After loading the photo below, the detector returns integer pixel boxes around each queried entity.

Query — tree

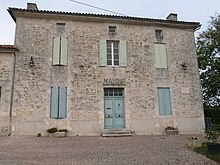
[197,13,220,106]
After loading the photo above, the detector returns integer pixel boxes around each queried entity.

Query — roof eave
[7,8,201,30]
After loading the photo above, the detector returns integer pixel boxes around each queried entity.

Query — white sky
[1,0,220,44]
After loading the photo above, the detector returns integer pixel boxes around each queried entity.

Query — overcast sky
[1,0,220,44]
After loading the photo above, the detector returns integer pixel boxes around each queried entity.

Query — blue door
[104,88,125,129]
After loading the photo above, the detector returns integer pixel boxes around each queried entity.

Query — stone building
[0,45,18,135]
[2,3,205,136]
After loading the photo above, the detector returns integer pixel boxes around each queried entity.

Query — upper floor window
[99,39,127,67]
[155,29,163,42]
[52,37,68,66]
[56,23,65,33]
[108,26,117,37]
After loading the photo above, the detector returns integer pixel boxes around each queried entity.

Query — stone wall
[0,51,13,135]
[12,15,205,136]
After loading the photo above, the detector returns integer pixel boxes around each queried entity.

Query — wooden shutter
[119,40,127,67]
[157,87,172,115]
[51,87,59,118]
[60,37,68,66]
[59,87,67,118]
[99,39,107,66]
[53,37,60,65]
[154,43,167,68]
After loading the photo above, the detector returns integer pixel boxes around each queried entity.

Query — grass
[193,143,220,163]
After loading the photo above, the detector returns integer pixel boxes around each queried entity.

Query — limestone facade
[0,45,17,135]
[2,4,205,136]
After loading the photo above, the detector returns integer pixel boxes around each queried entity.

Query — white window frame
[107,40,119,66]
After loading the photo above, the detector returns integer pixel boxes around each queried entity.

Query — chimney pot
[27,3,38,10]
[166,13,178,21]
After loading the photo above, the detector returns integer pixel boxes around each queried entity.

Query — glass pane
[114,49,119,53]
[114,60,119,66]
[107,41,111,47]
[107,54,112,60]
[113,42,119,48]
[107,60,112,65]
[107,48,112,53]
[114,90,119,96]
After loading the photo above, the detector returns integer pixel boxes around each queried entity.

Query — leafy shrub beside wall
[204,107,220,124]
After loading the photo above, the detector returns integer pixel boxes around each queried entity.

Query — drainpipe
[8,50,16,136]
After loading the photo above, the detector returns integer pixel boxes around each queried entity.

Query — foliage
[204,123,220,143]
[47,127,58,133]
[37,133,41,137]
[204,106,220,124]
[58,129,68,133]
[196,13,220,106]
[164,126,178,130]
[194,143,220,163]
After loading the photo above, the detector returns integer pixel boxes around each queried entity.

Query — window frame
[106,40,119,66]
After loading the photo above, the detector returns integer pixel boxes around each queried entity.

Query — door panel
[115,99,123,115]
[115,117,124,128]
[105,117,113,129]
[104,98,114,128]
[105,99,113,115]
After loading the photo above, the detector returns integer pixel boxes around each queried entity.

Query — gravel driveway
[0,135,218,165]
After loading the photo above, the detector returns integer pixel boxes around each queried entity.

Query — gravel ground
[0,135,218,165]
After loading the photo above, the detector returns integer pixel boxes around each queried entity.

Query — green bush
[204,107,220,124]
[47,127,58,133]
[204,124,220,144]
[59,129,68,133]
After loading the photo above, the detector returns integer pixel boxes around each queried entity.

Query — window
[154,43,167,68]
[99,39,127,67]
[104,88,123,97]
[109,26,116,33]
[155,30,163,42]
[56,23,65,33]
[157,87,172,116]
[107,41,119,66]
[108,26,117,37]
[53,37,68,66]
[50,87,67,119]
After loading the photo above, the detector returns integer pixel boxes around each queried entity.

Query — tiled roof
[8,8,201,29]
[0,45,18,50]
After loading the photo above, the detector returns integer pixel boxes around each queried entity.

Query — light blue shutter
[53,37,61,65]
[157,88,172,115]
[51,87,59,118]
[60,37,68,66]
[159,44,167,68]
[119,40,127,67]
[154,44,167,68]
[59,87,67,118]
[99,39,107,66]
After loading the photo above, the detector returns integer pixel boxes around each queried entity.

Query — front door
[104,88,125,129]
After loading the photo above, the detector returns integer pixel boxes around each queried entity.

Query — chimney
[27,3,38,10]
[166,13,178,21]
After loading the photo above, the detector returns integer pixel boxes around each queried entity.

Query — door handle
[118,115,121,117]
[107,108,111,110]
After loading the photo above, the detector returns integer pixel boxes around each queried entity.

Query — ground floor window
[50,86,67,119]
[157,87,172,115]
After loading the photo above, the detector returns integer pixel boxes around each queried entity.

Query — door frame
[104,88,125,129]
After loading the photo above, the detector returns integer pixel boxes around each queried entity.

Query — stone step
[102,129,133,137]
